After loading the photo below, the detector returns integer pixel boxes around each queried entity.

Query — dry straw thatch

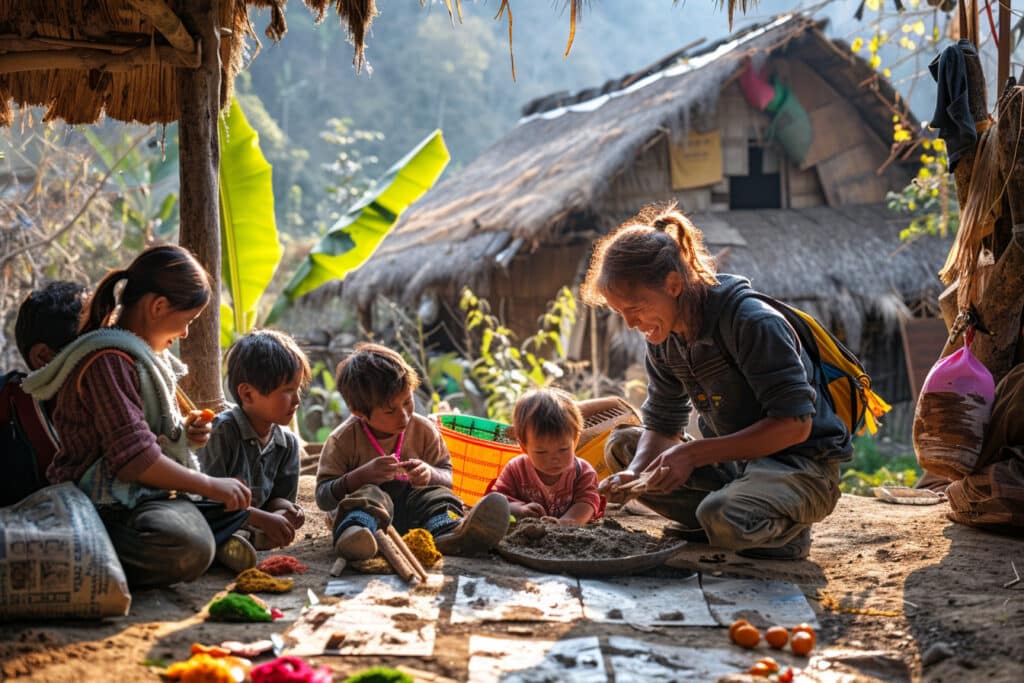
[341,15,928,315]
[0,0,380,127]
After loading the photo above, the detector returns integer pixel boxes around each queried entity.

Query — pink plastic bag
[913,331,995,479]
[738,61,775,111]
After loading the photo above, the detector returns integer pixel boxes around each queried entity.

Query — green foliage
[268,129,450,322]
[218,96,282,346]
[459,285,577,422]
[374,299,472,414]
[299,362,349,442]
[886,137,958,241]
[83,127,180,249]
[839,436,921,496]
[319,117,384,225]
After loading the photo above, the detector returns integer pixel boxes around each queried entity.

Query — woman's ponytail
[80,269,128,334]
[651,210,717,287]
[78,245,211,335]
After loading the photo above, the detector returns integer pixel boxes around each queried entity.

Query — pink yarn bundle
[250,656,332,683]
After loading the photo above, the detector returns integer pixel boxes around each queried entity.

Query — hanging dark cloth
[929,39,980,171]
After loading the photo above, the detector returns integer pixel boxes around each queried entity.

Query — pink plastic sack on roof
[913,332,995,480]
[739,61,775,111]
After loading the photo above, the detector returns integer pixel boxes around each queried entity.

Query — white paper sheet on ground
[579,574,716,626]
[700,575,818,628]
[452,574,583,624]
[606,636,752,681]
[467,635,605,683]
[284,574,445,656]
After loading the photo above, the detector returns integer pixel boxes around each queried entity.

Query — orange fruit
[748,662,772,677]
[765,626,789,649]
[728,618,751,643]
[733,624,761,649]
[791,623,816,640]
[791,630,814,656]
[756,656,780,673]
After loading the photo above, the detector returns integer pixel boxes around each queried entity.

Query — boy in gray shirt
[200,330,312,550]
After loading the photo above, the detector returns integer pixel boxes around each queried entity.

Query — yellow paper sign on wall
[670,129,724,190]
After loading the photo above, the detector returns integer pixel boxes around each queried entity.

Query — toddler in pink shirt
[492,388,601,525]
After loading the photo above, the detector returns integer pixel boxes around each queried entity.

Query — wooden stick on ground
[374,529,419,585]
[386,526,429,583]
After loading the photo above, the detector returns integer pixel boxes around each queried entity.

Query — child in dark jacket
[199,330,311,550]
[0,281,87,507]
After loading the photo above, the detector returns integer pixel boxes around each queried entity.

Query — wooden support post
[971,80,1024,382]
[998,0,1011,92]
[176,0,223,409]
[939,43,989,357]
[972,230,1024,383]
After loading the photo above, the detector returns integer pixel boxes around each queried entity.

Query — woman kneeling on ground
[583,205,851,560]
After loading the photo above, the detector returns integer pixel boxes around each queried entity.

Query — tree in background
[0,126,167,368]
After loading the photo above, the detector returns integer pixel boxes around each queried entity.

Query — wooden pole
[998,0,1011,91]
[176,0,223,409]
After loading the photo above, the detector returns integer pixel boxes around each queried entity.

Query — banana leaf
[266,130,449,324]
[219,96,282,346]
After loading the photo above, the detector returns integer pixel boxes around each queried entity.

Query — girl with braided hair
[582,205,850,560]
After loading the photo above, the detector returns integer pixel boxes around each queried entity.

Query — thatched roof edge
[0,0,378,127]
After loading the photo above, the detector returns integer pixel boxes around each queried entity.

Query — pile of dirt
[500,517,666,560]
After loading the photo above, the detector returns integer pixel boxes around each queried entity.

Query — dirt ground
[1,476,1022,682]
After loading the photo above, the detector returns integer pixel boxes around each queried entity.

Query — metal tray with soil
[497,517,686,577]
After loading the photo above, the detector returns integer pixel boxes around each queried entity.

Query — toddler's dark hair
[512,387,583,444]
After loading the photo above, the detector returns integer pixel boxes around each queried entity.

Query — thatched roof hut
[339,14,951,438]
[343,15,937,314]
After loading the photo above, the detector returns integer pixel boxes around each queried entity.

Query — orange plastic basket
[436,415,521,506]
[576,428,612,480]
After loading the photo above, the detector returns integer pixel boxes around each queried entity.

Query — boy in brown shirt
[316,343,509,559]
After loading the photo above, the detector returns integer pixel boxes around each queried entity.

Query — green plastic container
[436,414,517,445]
